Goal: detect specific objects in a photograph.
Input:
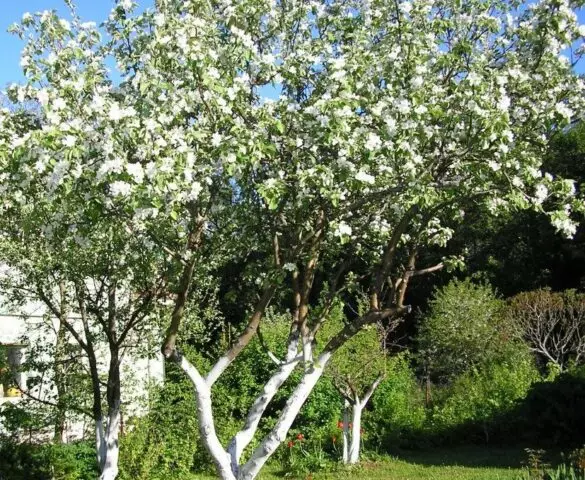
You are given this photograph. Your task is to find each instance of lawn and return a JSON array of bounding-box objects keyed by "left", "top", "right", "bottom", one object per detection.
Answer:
[{"left": 194, "top": 446, "right": 530, "bottom": 479}]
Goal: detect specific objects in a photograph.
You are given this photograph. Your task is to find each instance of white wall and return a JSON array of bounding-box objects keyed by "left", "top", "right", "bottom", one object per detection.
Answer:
[{"left": 0, "top": 304, "right": 165, "bottom": 438}]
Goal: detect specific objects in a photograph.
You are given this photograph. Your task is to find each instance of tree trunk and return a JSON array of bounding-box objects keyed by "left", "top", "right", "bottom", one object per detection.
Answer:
[
  {"left": 100, "top": 344, "right": 122, "bottom": 480},
  {"left": 342, "top": 400, "right": 350, "bottom": 464},
  {"left": 95, "top": 416, "right": 106, "bottom": 470},
  {"left": 342, "top": 375, "right": 382, "bottom": 465},
  {"left": 178, "top": 354, "right": 236, "bottom": 480},
  {"left": 348, "top": 404, "right": 362, "bottom": 464},
  {"left": 53, "top": 320, "right": 67, "bottom": 443},
  {"left": 239, "top": 351, "right": 332, "bottom": 480},
  {"left": 88, "top": 352, "right": 105, "bottom": 470},
  {"left": 99, "top": 404, "right": 121, "bottom": 480},
  {"left": 228, "top": 336, "right": 300, "bottom": 473}
]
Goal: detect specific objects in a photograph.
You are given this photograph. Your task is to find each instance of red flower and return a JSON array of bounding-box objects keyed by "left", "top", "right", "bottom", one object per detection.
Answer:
[
  {"left": 287, "top": 441, "right": 294, "bottom": 448},
  {"left": 337, "top": 421, "right": 344, "bottom": 429},
  {"left": 296, "top": 433, "right": 304, "bottom": 441}
]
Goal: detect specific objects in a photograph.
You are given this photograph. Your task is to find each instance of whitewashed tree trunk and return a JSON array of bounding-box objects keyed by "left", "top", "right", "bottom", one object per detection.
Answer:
[
  {"left": 302, "top": 336, "right": 313, "bottom": 365},
  {"left": 239, "top": 350, "right": 333, "bottom": 480},
  {"left": 342, "top": 400, "right": 350, "bottom": 463},
  {"left": 99, "top": 406, "right": 121, "bottom": 480},
  {"left": 348, "top": 403, "right": 362, "bottom": 464},
  {"left": 178, "top": 354, "right": 236, "bottom": 480},
  {"left": 95, "top": 417, "right": 106, "bottom": 470},
  {"left": 342, "top": 375, "right": 383, "bottom": 465},
  {"left": 228, "top": 337, "right": 300, "bottom": 474}
]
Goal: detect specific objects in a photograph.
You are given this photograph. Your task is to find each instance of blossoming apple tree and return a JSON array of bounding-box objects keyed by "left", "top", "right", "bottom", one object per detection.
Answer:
[{"left": 1, "top": 0, "right": 584, "bottom": 478}]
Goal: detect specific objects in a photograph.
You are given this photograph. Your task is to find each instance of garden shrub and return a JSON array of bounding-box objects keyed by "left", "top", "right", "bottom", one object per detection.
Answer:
[
  {"left": 429, "top": 345, "right": 539, "bottom": 444},
  {"left": 506, "top": 289, "right": 585, "bottom": 372},
  {"left": 416, "top": 279, "right": 509, "bottom": 384},
  {"left": 119, "top": 361, "right": 201, "bottom": 480},
  {"left": 0, "top": 438, "right": 97, "bottom": 480},
  {"left": 367, "top": 353, "right": 426, "bottom": 449},
  {"left": 506, "top": 367, "right": 585, "bottom": 447}
]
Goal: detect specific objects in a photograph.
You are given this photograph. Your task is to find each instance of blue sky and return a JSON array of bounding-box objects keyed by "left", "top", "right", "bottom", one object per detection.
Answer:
[
  {"left": 1, "top": 0, "right": 585, "bottom": 88},
  {"left": 0, "top": 0, "right": 153, "bottom": 88}
]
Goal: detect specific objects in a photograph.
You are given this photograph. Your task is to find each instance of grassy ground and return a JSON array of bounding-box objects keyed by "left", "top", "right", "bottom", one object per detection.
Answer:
[{"left": 195, "top": 446, "right": 531, "bottom": 479}]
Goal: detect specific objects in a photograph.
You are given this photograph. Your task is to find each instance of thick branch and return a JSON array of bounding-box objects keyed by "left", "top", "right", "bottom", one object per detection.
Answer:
[
  {"left": 174, "top": 351, "right": 235, "bottom": 480},
  {"left": 162, "top": 217, "right": 205, "bottom": 358},
  {"left": 161, "top": 256, "right": 197, "bottom": 358},
  {"left": 370, "top": 206, "right": 418, "bottom": 309},
  {"left": 205, "top": 285, "right": 275, "bottom": 386},
  {"left": 323, "top": 306, "right": 410, "bottom": 355},
  {"left": 361, "top": 374, "right": 385, "bottom": 407},
  {"left": 227, "top": 333, "right": 300, "bottom": 472}
]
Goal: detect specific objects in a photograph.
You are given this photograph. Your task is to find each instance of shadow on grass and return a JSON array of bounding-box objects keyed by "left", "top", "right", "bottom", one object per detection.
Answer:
[
  {"left": 376, "top": 372, "right": 585, "bottom": 471},
  {"left": 385, "top": 445, "right": 553, "bottom": 470}
]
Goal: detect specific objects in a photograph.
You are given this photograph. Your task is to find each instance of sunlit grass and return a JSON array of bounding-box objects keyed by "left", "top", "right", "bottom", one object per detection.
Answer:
[{"left": 193, "top": 446, "right": 528, "bottom": 479}]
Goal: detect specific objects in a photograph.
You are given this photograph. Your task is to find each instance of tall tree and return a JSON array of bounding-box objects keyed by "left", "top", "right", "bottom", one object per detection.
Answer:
[{"left": 1, "top": 0, "right": 584, "bottom": 479}]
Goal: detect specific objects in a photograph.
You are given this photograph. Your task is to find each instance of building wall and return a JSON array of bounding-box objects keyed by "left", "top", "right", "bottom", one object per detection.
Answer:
[{"left": 0, "top": 308, "right": 165, "bottom": 439}]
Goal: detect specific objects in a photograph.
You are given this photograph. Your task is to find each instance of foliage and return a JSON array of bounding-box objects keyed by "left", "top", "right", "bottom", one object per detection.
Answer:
[
  {"left": 507, "top": 367, "right": 585, "bottom": 446},
  {"left": 367, "top": 353, "right": 426, "bottom": 448},
  {"left": 416, "top": 279, "right": 509, "bottom": 383},
  {"left": 327, "top": 321, "right": 388, "bottom": 397},
  {"left": 2, "top": 0, "right": 585, "bottom": 476},
  {"left": 428, "top": 345, "right": 539, "bottom": 444},
  {"left": 0, "top": 400, "right": 55, "bottom": 439},
  {"left": 279, "top": 436, "right": 333, "bottom": 478},
  {"left": 118, "top": 373, "right": 200, "bottom": 480},
  {"left": 0, "top": 438, "right": 97, "bottom": 480}
]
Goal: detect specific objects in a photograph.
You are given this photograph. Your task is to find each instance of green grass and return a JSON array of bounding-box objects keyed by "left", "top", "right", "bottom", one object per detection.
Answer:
[{"left": 193, "top": 446, "right": 528, "bottom": 479}]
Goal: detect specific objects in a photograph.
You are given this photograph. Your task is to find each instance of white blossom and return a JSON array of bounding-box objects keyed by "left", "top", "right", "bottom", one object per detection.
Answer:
[
  {"left": 410, "top": 76, "right": 424, "bottom": 88},
  {"left": 399, "top": 2, "right": 413, "bottom": 14},
  {"left": 534, "top": 184, "right": 548, "bottom": 204},
  {"left": 187, "top": 181, "right": 203, "bottom": 200},
  {"left": 211, "top": 133, "right": 223, "bottom": 147},
  {"left": 37, "top": 89, "right": 49, "bottom": 106},
  {"left": 109, "top": 181, "right": 132, "bottom": 197},
  {"left": 62, "top": 135, "right": 76, "bottom": 147},
  {"left": 334, "top": 221, "right": 352, "bottom": 237},
  {"left": 497, "top": 95, "right": 511, "bottom": 111},
  {"left": 355, "top": 170, "right": 375, "bottom": 184},
  {"left": 555, "top": 102, "right": 573, "bottom": 120},
  {"left": 126, "top": 163, "right": 144, "bottom": 183},
  {"left": 466, "top": 71, "right": 481, "bottom": 86},
  {"left": 364, "top": 133, "right": 382, "bottom": 151}
]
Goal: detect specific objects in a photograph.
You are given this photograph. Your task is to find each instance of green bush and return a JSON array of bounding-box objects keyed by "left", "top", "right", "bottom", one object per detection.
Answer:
[
  {"left": 429, "top": 345, "right": 539, "bottom": 443},
  {"left": 0, "top": 439, "right": 97, "bottom": 480},
  {"left": 119, "top": 364, "right": 201, "bottom": 480},
  {"left": 416, "top": 279, "right": 509, "bottom": 383},
  {"left": 367, "top": 353, "right": 426, "bottom": 449}
]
